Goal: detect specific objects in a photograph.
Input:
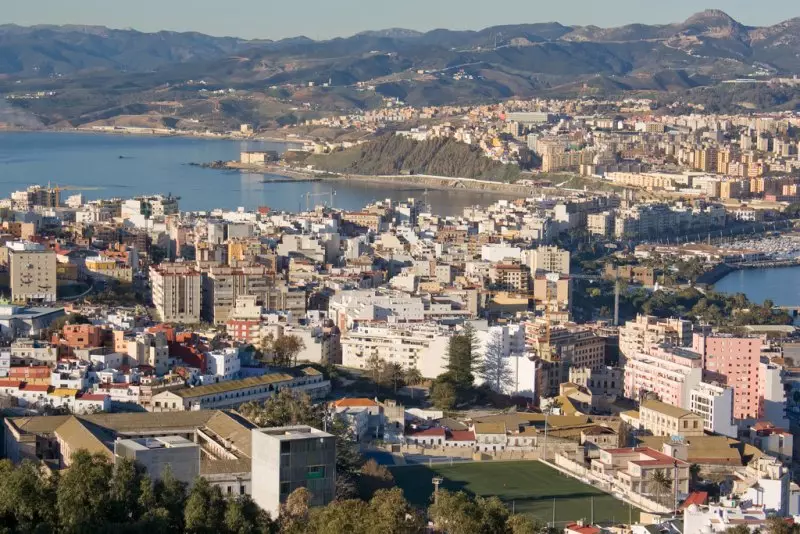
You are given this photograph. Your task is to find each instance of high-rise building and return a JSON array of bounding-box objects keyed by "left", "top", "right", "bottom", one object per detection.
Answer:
[
  {"left": 251, "top": 426, "right": 336, "bottom": 518},
  {"left": 8, "top": 241, "right": 57, "bottom": 304},
  {"left": 689, "top": 382, "right": 738, "bottom": 438},
  {"left": 623, "top": 345, "right": 703, "bottom": 409},
  {"left": 693, "top": 333, "right": 764, "bottom": 420},
  {"left": 149, "top": 263, "right": 202, "bottom": 324},
  {"left": 527, "top": 246, "right": 570, "bottom": 275},
  {"left": 201, "top": 266, "right": 273, "bottom": 325},
  {"left": 619, "top": 314, "right": 692, "bottom": 362}
]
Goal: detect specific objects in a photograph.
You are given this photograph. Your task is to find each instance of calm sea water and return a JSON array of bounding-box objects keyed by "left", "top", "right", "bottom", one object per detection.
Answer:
[
  {"left": 714, "top": 266, "right": 800, "bottom": 307},
  {"left": 0, "top": 132, "right": 512, "bottom": 215}
]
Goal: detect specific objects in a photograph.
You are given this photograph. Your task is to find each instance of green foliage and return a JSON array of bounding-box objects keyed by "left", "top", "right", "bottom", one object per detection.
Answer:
[
  {"left": 0, "top": 451, "right": 273, "bottom": 534},
  {"left": 307, "top": 135, "right": 521, "bottom": 181},
  {"left": 357, "top": 459, "right": 395, "bottom": 501},
  {"left": 430, "top": 375, "right": 458, "bottom": 410},
  {"left": 238, "top": 389, "right": 323, "bottom": 428}
]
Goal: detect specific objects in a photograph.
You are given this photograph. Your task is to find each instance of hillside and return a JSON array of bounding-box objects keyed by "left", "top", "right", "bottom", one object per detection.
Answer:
[
  {"left": 5, "top": 11, "right": 800, "bottom": 126},
  {"left": 303, "top": 135, "right": 521, "bottom": 182}
]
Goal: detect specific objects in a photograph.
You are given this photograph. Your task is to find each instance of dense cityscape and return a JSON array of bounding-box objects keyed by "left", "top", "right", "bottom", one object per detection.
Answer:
[{"left": 4, "top": 5, "right": 800, "bottom": 534}]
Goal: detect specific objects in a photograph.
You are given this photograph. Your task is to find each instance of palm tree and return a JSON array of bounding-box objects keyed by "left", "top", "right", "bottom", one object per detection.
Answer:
[
  {"left": 404, "top": 367, "right": 423, "bottom": 386},
  {"left": 649, "top": 469, "right": 673, "bottom": 507}
]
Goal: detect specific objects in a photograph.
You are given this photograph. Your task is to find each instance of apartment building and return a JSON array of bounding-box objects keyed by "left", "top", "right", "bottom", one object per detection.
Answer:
[
  {"left": 587, "top": 211, "right": 614, "bottom": 238},
  {"left": 639, "top": 399, "right": 705, "bottom": 438},
  {"left": 623, "top": 345, "right": 703, "bottom": 409},
  {"left": 341, "top": 323, "right": 451, "bottom": 378},
  {"left": 149, "top": 263, "right": 202, "bottom": 324},
  {"left": 689, "top": 382, "right": 738, "bottom": 438},
  {"left": 201, "top": 265, "right": 273, "bottom": 325},
  {"left": 8, "top": 241, "right": 57, "bottom": 304},
  {"left": 692, "top": 333, "right": 763, "bottom": 420},
  {"left": 489, "top": 263, "right": 530, "bottom": 292},
  {"left": 251, "top": 426, "right": 336, "bottom": 518},
  {"left": 526, "top": 246, "right": 570, "bottom": 275},
  {"left": 126, "top": 331, "right": 169, "bottom": 375},
  {"left": 84, "top": 256, "right": 133, "bottom": 282},
  {"left": 619, "top": 314, "right": 693, "bottom": 362},
  {"left": 591, "top": 445, "right": 690, "bottom": 504}
]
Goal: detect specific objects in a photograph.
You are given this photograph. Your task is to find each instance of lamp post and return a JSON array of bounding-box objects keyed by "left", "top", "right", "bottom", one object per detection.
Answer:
[{"left": 432, "top": 476, "right": 444, "bottom": 504}]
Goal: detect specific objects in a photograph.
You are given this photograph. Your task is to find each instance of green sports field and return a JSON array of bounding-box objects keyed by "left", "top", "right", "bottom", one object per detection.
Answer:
[{"left": 390, "top": 461, "right": 639, "bottom": 525}]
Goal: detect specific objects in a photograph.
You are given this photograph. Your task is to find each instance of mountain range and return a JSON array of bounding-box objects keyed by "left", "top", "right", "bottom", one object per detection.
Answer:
[{"left": 2, "top": 10, "right": 800, "bottom": 127}]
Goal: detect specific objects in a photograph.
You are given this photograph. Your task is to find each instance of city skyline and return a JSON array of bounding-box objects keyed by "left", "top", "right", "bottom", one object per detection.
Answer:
[{"left": 4, "top": 0, "right": 799, "bottom": 40}]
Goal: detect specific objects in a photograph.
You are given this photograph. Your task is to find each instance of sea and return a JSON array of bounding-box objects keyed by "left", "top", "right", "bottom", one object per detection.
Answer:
[
  {"left": 713, "top": 266, "right": 800, "bottom": 307},
  {"left": 0, "top": 131, "right": 513, "bottom": 216}
]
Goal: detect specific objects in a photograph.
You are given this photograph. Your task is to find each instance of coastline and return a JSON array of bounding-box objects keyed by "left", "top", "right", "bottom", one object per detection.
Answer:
[
  {"left": 209, "top": 161, "right": 533, "bottom": 195},
  {"left": 0, "top": 126, "right": 309, "bottom": 147}
]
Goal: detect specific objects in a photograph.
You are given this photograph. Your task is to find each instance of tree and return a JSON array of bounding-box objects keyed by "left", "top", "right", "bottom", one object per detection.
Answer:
[
  {"left": 257, "top": 334, "right": 275, "bottom": 360},
  {"left": 649, "top": 469, "right": 673, "bottom": 507},
  {"left": 384, "top": 362, "right": 405, "bottom": 393},
  {"left": 726, "top": 526, "right": 754, "bottom": 534},
  {"left": 307, "top": 499, "right": 370, "bottom": 534},
  {"left": 446, "top": 322, "right": 481, "bottom": 390},
  {"left": 57, "top": 450, "right": 113, "bottom": 534},
  {"left": 507, "top": 514, "right": 539, "bottom": 534},
  {"left": 153, "top": 465, "right": 187, "bottom": 532},
  {"left": 428, "top": 490, "right": 483, "bottom": 534},
  {"left": 279, "top": 488, "right": 311, "bottom": 534},
  {"left": 368, "top": 488, "right": 425, "bottom": 534},
  {"left": 365, "top": 354, "right": 387, "bottom": 385},
  {"left": 475, "top": 495, "right": 510, "bottom": 534},
  {"left": 478, "top": 331, "right": 514, "bottom": 394},
  {"left": 109, "top": 457, "right": 143, "bottom": 523},
  {"left": 403, "top": 367, "right": 423, "bottom": 386},
  {"left": 357, "top": 459, "right": 395, "bottom": 500},
  {"left": 272, "top": 335, "right": 306, "bottom": 367},
  {"left": 689, "top": 464, "right": 702, "bottom": 489},
  {"left": 239, "top": 389, "right": 322, "bottom": 428},
  {"left": 430, "top": 376, "right": 458, "bottom": 410},
  {"left": 184, "top": 477, "right": 225, "bottom": 534},
  {"left": 224, "top": 494, "right": 273, "bottom": 534},
  {"left": 765, "top": 515, "right": 798, "bottom": 534},
  {"left": 0, "top": 459, "right": 57, "bottom": 533}
]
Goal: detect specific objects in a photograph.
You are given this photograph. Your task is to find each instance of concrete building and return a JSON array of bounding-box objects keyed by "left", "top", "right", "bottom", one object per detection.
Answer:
[
  {"left": 0, "top": 304, "right": 64, "bottom": 341},
  {"left": 341, "top": 323, "right": 451, "bottom": 378},
  {"left": 639, "top": 399, "right": 705, "bottom": 438},
  {"left": 151, "top": 369, "right": 330, "bottom": 411},
  {"left": 114, "top": 436, "right": 200, "bottom": 484},
  {"left": 8, "top": 241, "right": 57, "bottom": 304},
  {"left": 623, "top": 345, "right": 703, "bottom": 409},
  {"left": 205, "top": 348, "right": 242, "bottom": 381},
  {"left": 150, "top": 263, "right": 202, "bottom": 324},
  {"left": 526, "top": 246, "right": 570, "bottom": 275},
  {"left": 692, "top": 333, "right": 764, "bottom": 420},
  {"left": 202, "top": 266, "right": 273, "bottom": 325},
  {"left": 689, "top": 382, "right": 738, "bottom": 438},
  {"left": 251, "top": 426, "right": 335, "bottom": 518},
  {"left": 127, "top": 331, "right": 169, "bottom": 375},
  {"left": 619, "top": 315, "right": 693, "bottom": 362}
]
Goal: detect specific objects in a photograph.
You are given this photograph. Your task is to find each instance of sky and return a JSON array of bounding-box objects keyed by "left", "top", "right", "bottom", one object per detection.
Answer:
[{"left": 4, "top": 1, "right": 799, "bottom": 40}]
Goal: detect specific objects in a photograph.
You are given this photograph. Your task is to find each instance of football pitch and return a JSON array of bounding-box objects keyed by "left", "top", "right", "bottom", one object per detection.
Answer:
[{"left": 390, "top": 461, "right": 640, "bottom": 525}]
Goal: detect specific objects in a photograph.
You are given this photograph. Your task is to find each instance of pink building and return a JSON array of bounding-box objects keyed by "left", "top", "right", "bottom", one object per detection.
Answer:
[
  {"left": 623, "top": 345, "right": 703, "bottom": 409},
  {"left": 693, "top": 333, "right": 764, "bottom": 420}
]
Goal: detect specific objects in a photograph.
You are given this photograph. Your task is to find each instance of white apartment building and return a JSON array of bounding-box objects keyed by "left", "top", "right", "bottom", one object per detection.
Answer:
[
  {"left": 328, "top": 290, "right": 425, "bottom": 331},
  {"left": 8, "top": 241, "right": 57, "bottom": 304},
  {"left": 341, "top": 323, "right": 451, "bottom": 378},
  {"left": 689, "top": 382, "right": 738, "bottom": 438},
  {"left": 205, "top": 348, "right": 242, "bottom": 381},
  {"left": 149, "top": 263, "right": 202, "bottom": 324}
]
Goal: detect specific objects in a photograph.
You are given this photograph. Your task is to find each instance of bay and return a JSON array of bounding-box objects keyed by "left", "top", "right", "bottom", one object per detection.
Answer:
[
  {"left": 0, "top": 132, "right": 513, "bottom": 215},
  {"left": 713, "top": 266, "right": 800, "bottom": 307}
]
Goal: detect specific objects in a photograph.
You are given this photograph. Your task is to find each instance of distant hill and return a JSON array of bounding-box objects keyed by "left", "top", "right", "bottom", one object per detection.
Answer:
[
  {"left": 4, "top": 11, "right": 800, "bottom": 126},
  {"left": 303, "top": 135, "right": 521, "bottom": 181}
]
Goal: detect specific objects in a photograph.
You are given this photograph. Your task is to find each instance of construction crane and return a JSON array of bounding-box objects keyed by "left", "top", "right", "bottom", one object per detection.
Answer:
[{"left": 301, "top": 190, "right": 336, "bottom": 212}]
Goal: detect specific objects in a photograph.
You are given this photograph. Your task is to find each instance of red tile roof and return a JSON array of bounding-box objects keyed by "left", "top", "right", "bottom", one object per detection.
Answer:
[
  {"left": 409, "top": 427, "right": 446, "bottom": 437},
  {"left": 447, "top": 430, "right": 476, "bottom": 442},
  {"left": 680, "top": 491, "right": 709, "bottom": 510},
  {"left": 565, "top": 523, "right": 601, "bottom": 534}
]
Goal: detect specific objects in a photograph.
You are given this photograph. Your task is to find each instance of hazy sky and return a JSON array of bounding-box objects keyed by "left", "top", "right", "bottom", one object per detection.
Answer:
[{"left": 4, "top": 1, "right": 799, "bottom": 40}]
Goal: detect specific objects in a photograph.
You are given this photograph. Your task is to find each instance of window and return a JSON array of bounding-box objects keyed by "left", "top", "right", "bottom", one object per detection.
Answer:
[
  {"left": 280, "top": 482, "right": 291, "bottom": 496},
  {"left": 281, "top": 441, "right": 291, "bottom": 454},
  {"left": 307, "top": 466, "right": 326, "bottom": 479}
]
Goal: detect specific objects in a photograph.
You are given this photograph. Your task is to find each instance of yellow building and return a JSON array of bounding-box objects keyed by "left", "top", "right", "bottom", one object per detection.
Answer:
[{"left": 85, "top": 256, "right": 133, "bottom": 282}]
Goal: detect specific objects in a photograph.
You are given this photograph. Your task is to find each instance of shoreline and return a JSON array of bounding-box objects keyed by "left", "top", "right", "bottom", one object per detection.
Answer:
[
  {"left": 0, "top": 126, "right": 308, "bottom": 147},
  {"left": 203, "top": 160, "right": 531, "bottom": 195}
]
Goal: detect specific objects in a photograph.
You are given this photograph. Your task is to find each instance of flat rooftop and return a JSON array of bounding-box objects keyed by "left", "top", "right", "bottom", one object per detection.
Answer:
[
  {"left": 117, "top": 435, "right": 197, "bottom": 451},
  {"left": 256, "top": 425, "right": 333, "bottom": 441}
]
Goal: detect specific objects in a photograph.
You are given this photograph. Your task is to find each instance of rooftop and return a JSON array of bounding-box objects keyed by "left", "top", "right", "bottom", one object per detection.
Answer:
[{"left": 172, "top": 373, "right": 295, "bottom": 399}]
